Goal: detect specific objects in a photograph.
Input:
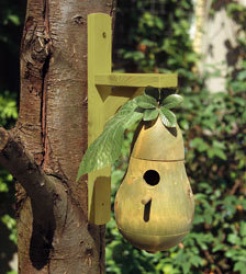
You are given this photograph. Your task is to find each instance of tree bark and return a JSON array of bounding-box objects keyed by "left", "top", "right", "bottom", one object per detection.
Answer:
[{"left": 0, "top": 0, "right": 114, "bottom": 273}]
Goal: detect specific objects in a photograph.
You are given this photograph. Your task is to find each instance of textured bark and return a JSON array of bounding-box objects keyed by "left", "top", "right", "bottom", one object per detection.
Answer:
[{"left": 0, "top": 0, "right": 114, "bottom": 273}]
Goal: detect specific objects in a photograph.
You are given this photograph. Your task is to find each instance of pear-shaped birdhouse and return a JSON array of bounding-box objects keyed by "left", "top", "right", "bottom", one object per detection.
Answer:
[{"left": 114, "top": 117, "right": 194, "bottom": 252}]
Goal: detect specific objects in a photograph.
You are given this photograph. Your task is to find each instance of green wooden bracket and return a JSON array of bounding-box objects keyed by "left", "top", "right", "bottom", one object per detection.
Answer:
[{"left": 87, "top": 13, "right": 178, "bottom": 225}]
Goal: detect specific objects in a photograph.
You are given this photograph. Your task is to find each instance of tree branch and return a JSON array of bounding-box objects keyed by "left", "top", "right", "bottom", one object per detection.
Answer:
[{"left": 0, "top": 127, "right": 56, "bottom": 225}]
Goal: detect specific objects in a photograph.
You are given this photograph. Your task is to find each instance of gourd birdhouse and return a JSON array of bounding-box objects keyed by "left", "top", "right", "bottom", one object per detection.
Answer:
[{"left": 114, "top": 116, "right": 194, "bottom": 252}]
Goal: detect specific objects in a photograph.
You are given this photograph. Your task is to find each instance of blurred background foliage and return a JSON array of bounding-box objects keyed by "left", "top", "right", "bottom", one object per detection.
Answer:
[
  {"left": 107, "top": 0, "right": 246, "bottom": 274},
  {"left": 0, "top": 0, "right": 245, "bottom": 273},
  {"left": 0, "top": 0, "right": 25, "bottom": 273}
]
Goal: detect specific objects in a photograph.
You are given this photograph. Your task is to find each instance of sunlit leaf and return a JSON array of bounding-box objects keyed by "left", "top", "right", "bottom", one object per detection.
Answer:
[
  {"left": 77, "top": 100, "right": 143, "bottom": 179},
  {"left": 161, "top": 94, "right": 183, "bottom": 109},
  {"left": 7, "top": 14, "right": 21, "bottom": 26},
  {"left": 240, "top": 222, "right": 246, "bottom": 237},
  {"left": 213, "top": 148, "right": 227, "bottom": 160},
  {"left": 143, "top": 108, "right": 159, "bottom": 121},
  {"left": 135, "top": 94, "right": 157, "bottom": 109},
  {"left": 234, "top": 261, "right": 246, "bottom": 274},
  {"left": 159, "top": 107, "right": 177, "bottom": 127}
]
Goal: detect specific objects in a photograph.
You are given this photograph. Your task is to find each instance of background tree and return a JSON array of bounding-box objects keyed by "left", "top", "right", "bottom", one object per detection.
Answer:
[{"left": 0, "top": 0, "right": 114, "bottom": 273}]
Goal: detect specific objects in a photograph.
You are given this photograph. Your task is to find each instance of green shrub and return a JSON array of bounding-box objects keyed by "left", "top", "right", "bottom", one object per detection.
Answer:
[
  {"left": 0, "top": 1, "right": 24, "bottom": 272},
  {"left": 107, "top": 1, "right": 246, "bottom": 273}
]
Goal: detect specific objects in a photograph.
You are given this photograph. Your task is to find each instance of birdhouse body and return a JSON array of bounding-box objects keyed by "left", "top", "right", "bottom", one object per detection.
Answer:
[{"left": 114, "top": 117, "right": 194, "bottom": 252}]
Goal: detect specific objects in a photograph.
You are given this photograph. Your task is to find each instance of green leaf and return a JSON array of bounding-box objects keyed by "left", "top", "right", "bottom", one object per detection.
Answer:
[
  {"left": 237, "top": 70, "right": 246, "bottom": 81},
  {"left": 213, "top": 148, "right": 227, "bottom": 160},
  {"left": 240, "top": 222, "right": 246, "bottom": 237},
  {"left": 212, "top": 140, "right": 225, "bottom": 149},
  {"left": 120, "top": 99, "right": 145, "bottom": 128},
  {"left": 227, "top": 233, "right": 239, "bottom": 245},
  {"left": 161, "top": 94, "right": 183, "bottom": 109},
  {"left": 135, "top": 94, "right": 157, "bottom": 109},
  {"left": 7, "top": 15, "right": 21, "bottom": 26},
  {"left": 0, "top": 181, "right": 8, "bottom": 192},
  {"left": 143, "top": 108, "right": 159, "bottom": 121},
  {"left": 77, "top": 120, "right": 124, "bottom": 177},
  {"left": 234, "top": 261, "right": 246, "bottom": 274},
  {"left": 159, "top": 107, "right": 177, "bottom": 127},
  {"left": 190, "top": 137, "right": 209, "bottom": 152},
  {"left": 77, "top": 100, "right": 143, "bottom": 179},
  {"left": 123, "top": 51, "right": 145, "bottom": 61},
  {"left": 212, "top": 243, "right": 225, "bottom": 252}
]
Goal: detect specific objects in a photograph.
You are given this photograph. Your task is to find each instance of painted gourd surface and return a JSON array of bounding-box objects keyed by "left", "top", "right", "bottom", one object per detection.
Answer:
[{"left": 114, "top": 117, "right": 194, "bottom": 252}]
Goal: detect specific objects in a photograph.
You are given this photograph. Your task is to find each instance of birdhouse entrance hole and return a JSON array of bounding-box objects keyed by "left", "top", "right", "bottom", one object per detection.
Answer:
[{"left": 143, "top": 170, "right": 160, "bottom": 186}]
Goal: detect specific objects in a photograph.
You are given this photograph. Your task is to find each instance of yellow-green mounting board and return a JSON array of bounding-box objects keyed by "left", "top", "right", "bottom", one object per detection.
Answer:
[{"left": 87, "top": 13, "right": 178, "bottom": 225}]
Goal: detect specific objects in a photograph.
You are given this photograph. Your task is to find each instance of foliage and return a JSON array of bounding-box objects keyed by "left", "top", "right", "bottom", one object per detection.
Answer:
[
  {"left": 0, "top": 0, "right": 245, "bottom": 273},
  {"left": 0, "top": 91, "right": 18, "bottom": 274},
  {"left": 106, "top": 81, "right": 246, "bottom": 274},
  {"left": 0, "top": 92, "right": 18, "bottom": 273},
  {"left": 0, "top": 91, "right": 18, "bottom": 127},
  {"left": 113, "top": 0, "right": 195, "bottom": 73},
  {"left": 0, "top": 0, "right": 25, "bottom": 272},
  {"left": 0, "top": 0, "right": 25, "bottom": 93},
  {"left": 106, "top": 0, "right": 246, "bottom": 274},
  {"left": 77, "top": 88, "right": 183, "bottom": 178}
]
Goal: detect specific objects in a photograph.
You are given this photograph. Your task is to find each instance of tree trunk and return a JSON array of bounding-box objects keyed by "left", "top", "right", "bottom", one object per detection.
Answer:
[
  {"left": 195, "top": 0, "right": 244, "bottom": 93},
  {"left": 0, "top": 0, "right": 114, "bottom": 273}
]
